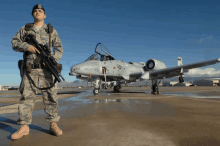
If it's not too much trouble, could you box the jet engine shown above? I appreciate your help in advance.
[146,59,167,71]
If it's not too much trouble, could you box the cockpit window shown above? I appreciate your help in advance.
[100,55,115,61]
[84,43,115,62]
[84,53,100,62]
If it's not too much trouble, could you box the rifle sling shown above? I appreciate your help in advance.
[26,72,57,90]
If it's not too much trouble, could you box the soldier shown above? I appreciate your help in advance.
[11,4,63,139]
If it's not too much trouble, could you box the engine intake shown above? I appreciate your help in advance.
[146,59,167,71]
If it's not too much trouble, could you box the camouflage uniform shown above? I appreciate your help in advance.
[12,23,63,125]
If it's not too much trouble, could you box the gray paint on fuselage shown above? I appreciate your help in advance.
[73,60,144,82]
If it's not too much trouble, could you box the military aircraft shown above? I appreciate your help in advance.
[69,43,220,95]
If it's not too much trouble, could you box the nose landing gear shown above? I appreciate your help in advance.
[93,88,99,95]
[93,78,100,95]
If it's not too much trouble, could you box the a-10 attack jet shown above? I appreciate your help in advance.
[69,43,220,95]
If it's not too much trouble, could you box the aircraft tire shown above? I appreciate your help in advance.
[114,86,119,92]
[116,86,120,92]
[151,85,159,95]
[114,86,120,92]
[113,86,116,92]
[179,76,184,83]
[93,88,99,95]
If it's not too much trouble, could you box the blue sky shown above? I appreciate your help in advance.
[1,0,220,85]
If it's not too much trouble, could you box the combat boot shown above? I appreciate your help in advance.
[50,122,63,136]
[11,124,29,140]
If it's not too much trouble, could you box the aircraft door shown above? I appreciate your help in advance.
[102,67,106,74]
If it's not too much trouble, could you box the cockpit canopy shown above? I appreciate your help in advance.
[85,53,99,62]
[85,53,115,62]
[84,43,115,62]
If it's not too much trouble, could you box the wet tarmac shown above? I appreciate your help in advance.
[160,92,220,99]
[1,87,220,146]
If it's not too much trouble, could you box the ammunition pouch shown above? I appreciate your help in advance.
[26,64,33,73]
[26,63,46,73]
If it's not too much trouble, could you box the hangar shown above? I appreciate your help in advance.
[193,79,219,86]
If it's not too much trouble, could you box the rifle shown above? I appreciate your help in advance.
[25,34,65,83]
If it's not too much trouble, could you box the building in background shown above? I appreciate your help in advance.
[193,79,219,86]
[0,86,11,91]
[173,82,192,87]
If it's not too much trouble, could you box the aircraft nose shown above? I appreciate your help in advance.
[69,65,79,76]
[71,65,76,73]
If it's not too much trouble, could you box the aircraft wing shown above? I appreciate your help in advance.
[141,58,220,79]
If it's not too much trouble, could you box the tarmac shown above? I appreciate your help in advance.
[1,86,220,146]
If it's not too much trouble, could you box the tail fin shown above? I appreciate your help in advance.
[178,57,182,66]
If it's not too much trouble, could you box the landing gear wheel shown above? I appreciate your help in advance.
[151,85,159,95]
[114,86,117,92]
[179,76,184,83]
[114,86,120,92]
[151,91,156,95]
[93,88,99,95]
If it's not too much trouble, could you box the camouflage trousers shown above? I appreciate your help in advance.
[17,68,60,125]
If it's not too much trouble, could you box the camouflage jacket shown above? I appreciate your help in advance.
[11,23,63,67]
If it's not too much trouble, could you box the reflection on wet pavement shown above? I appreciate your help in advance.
[160,92,220,99]
[0,103,15,107]
[0,95,41,98]
[0,89,176,145]
[0,95,21,98]
[29,89,176,120]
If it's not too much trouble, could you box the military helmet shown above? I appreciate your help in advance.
[32,4,45,15]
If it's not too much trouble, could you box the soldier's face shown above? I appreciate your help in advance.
[32,9,46,21]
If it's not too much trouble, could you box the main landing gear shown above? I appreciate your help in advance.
[151,79,161,95]
[113,85,121,92]
[179,76,184,83]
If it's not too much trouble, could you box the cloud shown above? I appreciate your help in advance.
[185,68,220,77]
[201,34,207,37]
